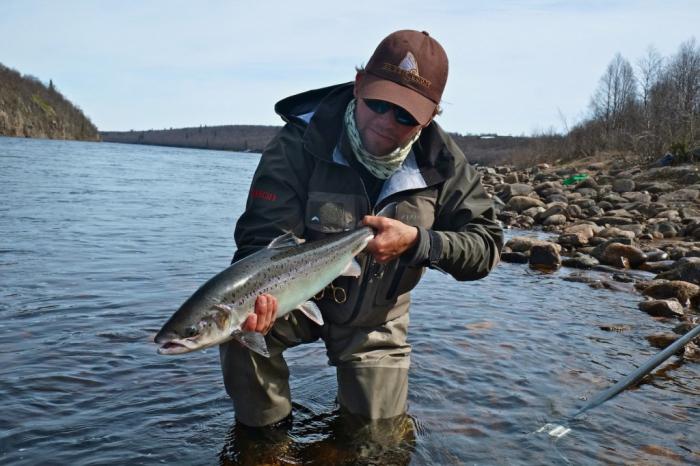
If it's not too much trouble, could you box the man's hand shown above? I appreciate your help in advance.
[363,215,419,263]
[242,293,278,334]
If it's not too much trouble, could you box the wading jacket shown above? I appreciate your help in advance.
[233,83,503,327]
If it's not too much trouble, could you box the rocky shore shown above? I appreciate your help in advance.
[480,158,700,358]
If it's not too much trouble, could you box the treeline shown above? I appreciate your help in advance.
[101,124,532,165]
[101,125,280,153]
[0,63,99,141]
[533,37,700,165]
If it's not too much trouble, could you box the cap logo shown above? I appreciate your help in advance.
[398,52,419,75]
[381,51,432,89]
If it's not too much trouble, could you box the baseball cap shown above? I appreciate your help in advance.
[356,30,448,126]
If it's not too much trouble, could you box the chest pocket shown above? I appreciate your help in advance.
[305,191,366,239]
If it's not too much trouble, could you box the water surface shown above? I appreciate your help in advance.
[1,137,698,465]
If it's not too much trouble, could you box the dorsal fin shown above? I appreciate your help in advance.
[267,232,305,249]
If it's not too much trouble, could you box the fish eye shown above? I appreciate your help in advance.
[184,326,198,338]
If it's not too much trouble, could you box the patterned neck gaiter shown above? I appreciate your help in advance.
[344,98,421,180]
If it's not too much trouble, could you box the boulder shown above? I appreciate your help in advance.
[600,243,647,268]
[562,253,599,269]
[505,236,562,254]
[543,214,567,226]
[656,257,700,285]
[638,299,685,319]
[507,196,545,213]
[642,280,700,306]
[612,178,636,193]
[529,243,561,271]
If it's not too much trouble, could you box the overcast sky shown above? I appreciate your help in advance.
[1,0,698,136]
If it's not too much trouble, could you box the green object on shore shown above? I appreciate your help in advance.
[562,174,589,186]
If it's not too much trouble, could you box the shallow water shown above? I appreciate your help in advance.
[1,136,698,465]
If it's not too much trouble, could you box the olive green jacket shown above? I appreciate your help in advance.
[233,82,503,327]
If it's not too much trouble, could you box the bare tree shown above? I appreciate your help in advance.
[591,53,638,135]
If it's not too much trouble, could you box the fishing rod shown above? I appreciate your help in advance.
[537,323,700,438]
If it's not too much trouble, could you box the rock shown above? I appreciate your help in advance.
[505,236,562,254]
[498,183,534,200]
[594,215,638,226]
[504,173,519,184]
[656,257,700,285]
[600,243,647,268]
[576,187,598,199]
[638,261,676,273]
[565,204,583,219]
[658,189,700,203]
[642,280,700,306]
[576,177,598,189]
[597,227,636,240]
[637,181,674,193]
[621,192,651,203]
[529,243,561,271]
[501,251,529,264]
[612,178,635,193]
[646,332,683,349]
[644,249,670,262]
[558,233,588,248]
[562,253,599,269]
[506,196,545,213]
[638,299,685,318]
[543,214,567,226]
[522,206,545,218]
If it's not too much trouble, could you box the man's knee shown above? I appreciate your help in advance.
[336,365,409,419]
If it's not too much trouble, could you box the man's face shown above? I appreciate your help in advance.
[353,75,430,156]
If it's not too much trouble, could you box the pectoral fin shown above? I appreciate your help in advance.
[232,330,270,357]
[340,259,361,277]
[297,300,324,326]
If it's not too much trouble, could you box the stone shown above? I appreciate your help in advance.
[642,280,700,306]
[505,237,562,254]
[600,243,647,268]
[658,189,700,203]
[543,214,567,226]
[529,243,561,271]
[656,257,700,285]
[638,299,685,319]
[612,178,636,193]
[562,253,599,269]
[501,251,529,264]
[506,196,545,213]
[597,227,636,240]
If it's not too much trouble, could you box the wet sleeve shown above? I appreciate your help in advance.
[232,124,312,262]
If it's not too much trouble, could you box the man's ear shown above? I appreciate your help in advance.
[353,72,364,98]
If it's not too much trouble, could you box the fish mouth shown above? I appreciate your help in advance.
[157,338,200,355]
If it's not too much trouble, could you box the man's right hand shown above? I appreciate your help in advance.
[242,293,278,335]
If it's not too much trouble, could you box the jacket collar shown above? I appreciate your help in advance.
[275,82,457,186]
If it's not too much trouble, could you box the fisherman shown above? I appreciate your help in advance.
[220,30,503,428]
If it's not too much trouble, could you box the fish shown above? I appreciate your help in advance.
[154,225,376,357]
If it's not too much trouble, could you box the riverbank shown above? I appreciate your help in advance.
[480,155,700,357]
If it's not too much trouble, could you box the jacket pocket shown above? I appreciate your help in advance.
[305,191,365,237]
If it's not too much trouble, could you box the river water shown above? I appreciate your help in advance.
[1,136,698,465]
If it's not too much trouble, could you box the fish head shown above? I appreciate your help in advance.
[155,295,237,355]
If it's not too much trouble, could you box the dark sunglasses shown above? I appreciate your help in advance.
[362,99,419,126]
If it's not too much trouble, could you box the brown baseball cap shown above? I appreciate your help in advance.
[356,30,448,125]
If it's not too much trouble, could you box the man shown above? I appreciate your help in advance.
[220,30,503,428]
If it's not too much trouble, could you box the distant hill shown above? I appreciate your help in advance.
[0,63,99,141]
[101,125,531,166]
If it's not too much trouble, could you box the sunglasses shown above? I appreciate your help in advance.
[362,99,419,126]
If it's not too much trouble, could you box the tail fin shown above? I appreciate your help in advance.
[375,202,397,219]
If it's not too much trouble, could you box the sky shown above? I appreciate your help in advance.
[1,0,698,136]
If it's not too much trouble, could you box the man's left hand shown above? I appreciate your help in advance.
[363,215,418,263]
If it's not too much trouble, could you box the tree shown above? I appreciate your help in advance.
[591,53,638,135]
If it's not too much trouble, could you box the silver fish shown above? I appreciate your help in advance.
[154,227,373,356]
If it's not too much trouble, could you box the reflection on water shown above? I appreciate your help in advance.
[1,136,698,465]
[220,410,415,466]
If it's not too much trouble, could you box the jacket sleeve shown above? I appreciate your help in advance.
[429,144,503,281]
[232,123,312,262]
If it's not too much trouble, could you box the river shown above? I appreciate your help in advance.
[1,136,697,465]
